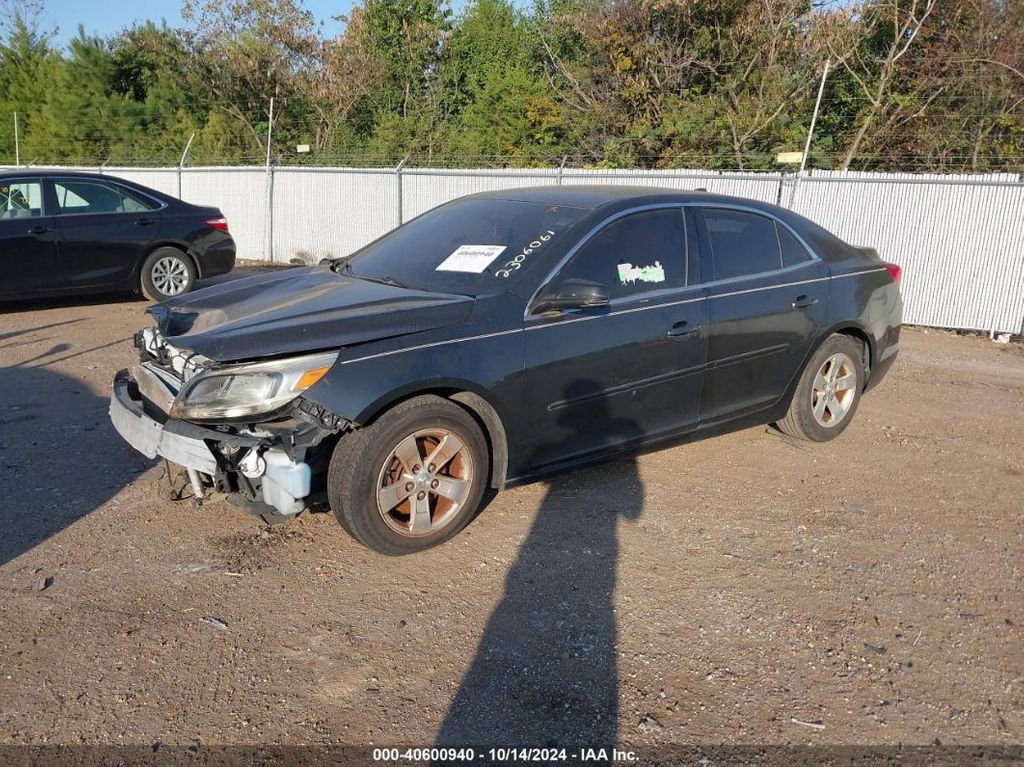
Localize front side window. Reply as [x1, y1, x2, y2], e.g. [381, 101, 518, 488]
[701, 208, 782, 281]
[0, 180, 43, 218]
[53, 180, 155, 215]
[556, 208, 687, 301]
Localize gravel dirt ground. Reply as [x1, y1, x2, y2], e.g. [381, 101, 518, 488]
[0, 268, 1022, 753]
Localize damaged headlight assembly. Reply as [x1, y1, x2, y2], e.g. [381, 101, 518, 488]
[169, 351, 339, 421]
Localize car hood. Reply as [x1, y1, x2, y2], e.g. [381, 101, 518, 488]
[148, 266, 474, 362]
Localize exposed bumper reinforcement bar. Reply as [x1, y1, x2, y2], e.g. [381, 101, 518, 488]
[110, 369, 219, 475]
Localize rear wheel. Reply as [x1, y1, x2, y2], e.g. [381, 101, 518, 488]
[775, 334, 864, 442]
[141, 247, 196, 302]
[327, 395, 489, 555]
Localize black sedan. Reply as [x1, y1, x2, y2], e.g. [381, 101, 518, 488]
[109, 186, 902, 554]
[0, 170, 235, 303]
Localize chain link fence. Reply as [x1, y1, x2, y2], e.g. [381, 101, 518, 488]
[9, 162, 1024, 335]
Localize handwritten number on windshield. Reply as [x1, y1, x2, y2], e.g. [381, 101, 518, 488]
[494, 231, 555, 278]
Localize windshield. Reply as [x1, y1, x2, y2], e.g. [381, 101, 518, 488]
[344, 197, 588, 295]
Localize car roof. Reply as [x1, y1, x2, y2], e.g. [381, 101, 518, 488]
[0, 169, 122, 181]
[468, 183, 778, 211]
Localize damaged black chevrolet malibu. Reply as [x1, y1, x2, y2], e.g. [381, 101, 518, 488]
[109, 186, 902, 554]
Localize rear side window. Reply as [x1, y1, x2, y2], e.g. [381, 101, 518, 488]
[701, 208, 781, 280]
[53, 180, 157, 215]
[777, 223, 813, 267]
[558, 208, 687, 300]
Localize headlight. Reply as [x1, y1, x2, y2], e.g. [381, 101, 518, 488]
[170, 351, 338, 421]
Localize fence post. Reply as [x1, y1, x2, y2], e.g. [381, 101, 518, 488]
[395, 155, 409, 227]
[557, 154, 568, 186]
[776, 170, 787, 206]
[178, 132, 195, 200]
[265, 98, 275, 261]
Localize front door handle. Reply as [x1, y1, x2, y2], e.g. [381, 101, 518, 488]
[134, 217, 155, 226]
[667, 320, 701, 337]
[27, 224, 53, 235]
[792, 294, 819, 310]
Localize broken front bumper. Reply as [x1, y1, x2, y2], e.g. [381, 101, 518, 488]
[109, 369, 313, 516]
[110, 370, 220, 475]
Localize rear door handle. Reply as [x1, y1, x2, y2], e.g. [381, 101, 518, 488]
[792, 295, 819, 310]
[134, 217, 155, 226]
[27, 224, 53, 235]
[667, 320, 701, 337]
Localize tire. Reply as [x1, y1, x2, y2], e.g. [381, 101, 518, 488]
[775, 334, 864, 442]
[327, 395, 489, 555]
[141, 247, 196, 302]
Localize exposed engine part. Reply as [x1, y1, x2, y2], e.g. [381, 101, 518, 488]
[260, 450, 312, 516]
[238, 448, 267, 479]
[136, 327, 211, 381]
[186, 468, 206, 504]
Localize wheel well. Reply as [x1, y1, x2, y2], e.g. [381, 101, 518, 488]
[835, 326, 872, 383]
[361, 389, 509, 491]
[143, 243, 201, 282]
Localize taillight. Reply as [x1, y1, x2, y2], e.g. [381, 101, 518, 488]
[884, 262, 902, 285]
[206, 217, 229, 232]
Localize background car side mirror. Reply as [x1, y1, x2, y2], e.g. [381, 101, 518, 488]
[533, 279, 610, 314]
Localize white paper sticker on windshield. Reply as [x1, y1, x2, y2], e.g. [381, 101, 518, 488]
[436, 245, 507, 273]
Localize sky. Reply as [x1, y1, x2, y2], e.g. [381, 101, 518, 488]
[41, 0, 357, 45]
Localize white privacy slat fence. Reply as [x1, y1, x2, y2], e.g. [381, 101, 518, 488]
[15, 164, 1024, 334]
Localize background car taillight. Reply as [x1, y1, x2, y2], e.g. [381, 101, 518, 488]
[884, 262, 902, 285]
[206, 217, 229, 232]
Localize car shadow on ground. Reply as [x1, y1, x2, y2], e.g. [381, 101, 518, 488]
[0, 354, 152, 569]
[437, 381, 644, 747]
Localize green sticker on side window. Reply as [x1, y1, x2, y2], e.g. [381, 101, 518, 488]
[617, 261, 666, 286]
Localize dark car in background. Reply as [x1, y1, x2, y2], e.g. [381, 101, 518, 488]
[109, 186, 902, 555]
[0, 170, 235, 303]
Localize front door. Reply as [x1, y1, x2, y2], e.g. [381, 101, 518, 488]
[0, 178, 60, 297]
[524, 207, 708, 469]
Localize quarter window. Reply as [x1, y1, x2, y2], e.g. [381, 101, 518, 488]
[557, 209, 687, 300]
[53, 180, 157, 215]
[0, 180, 43, 218]
[701, 208, 781, 280]
[777, 223, 813, 267]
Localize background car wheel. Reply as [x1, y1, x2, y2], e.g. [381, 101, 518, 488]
[775, 333, 864, 442]
[141, 247, 196, 301]
[327, 395, 490, 555]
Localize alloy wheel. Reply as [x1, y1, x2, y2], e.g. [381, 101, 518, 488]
[376, 428, 474, 537]
[151, 256, 190, 296]
[811, 352, 857, 428]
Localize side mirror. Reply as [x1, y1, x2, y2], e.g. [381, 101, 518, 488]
[533, 279, 610, 314]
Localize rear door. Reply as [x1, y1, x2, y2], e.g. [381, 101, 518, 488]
[49, 177, 162, 290]
[696, 206, 828, 422]
[524, 206, 708, 468]
[0, 178, 60, 296]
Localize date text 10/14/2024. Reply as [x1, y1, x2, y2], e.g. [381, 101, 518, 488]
[372, 747, 639, 762]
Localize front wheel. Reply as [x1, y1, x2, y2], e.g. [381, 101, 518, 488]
[141, 247, 196, 302]
[327, 395, 490, 555]
[775, 334, 864, 442]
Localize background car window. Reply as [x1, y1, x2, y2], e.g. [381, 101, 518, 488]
[702, 208, 782, 280]
[777, 222, 813, 267]
[0, 181, 42, 218]
[54, 180, 136, 215]
[558, 209, 686, 300]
